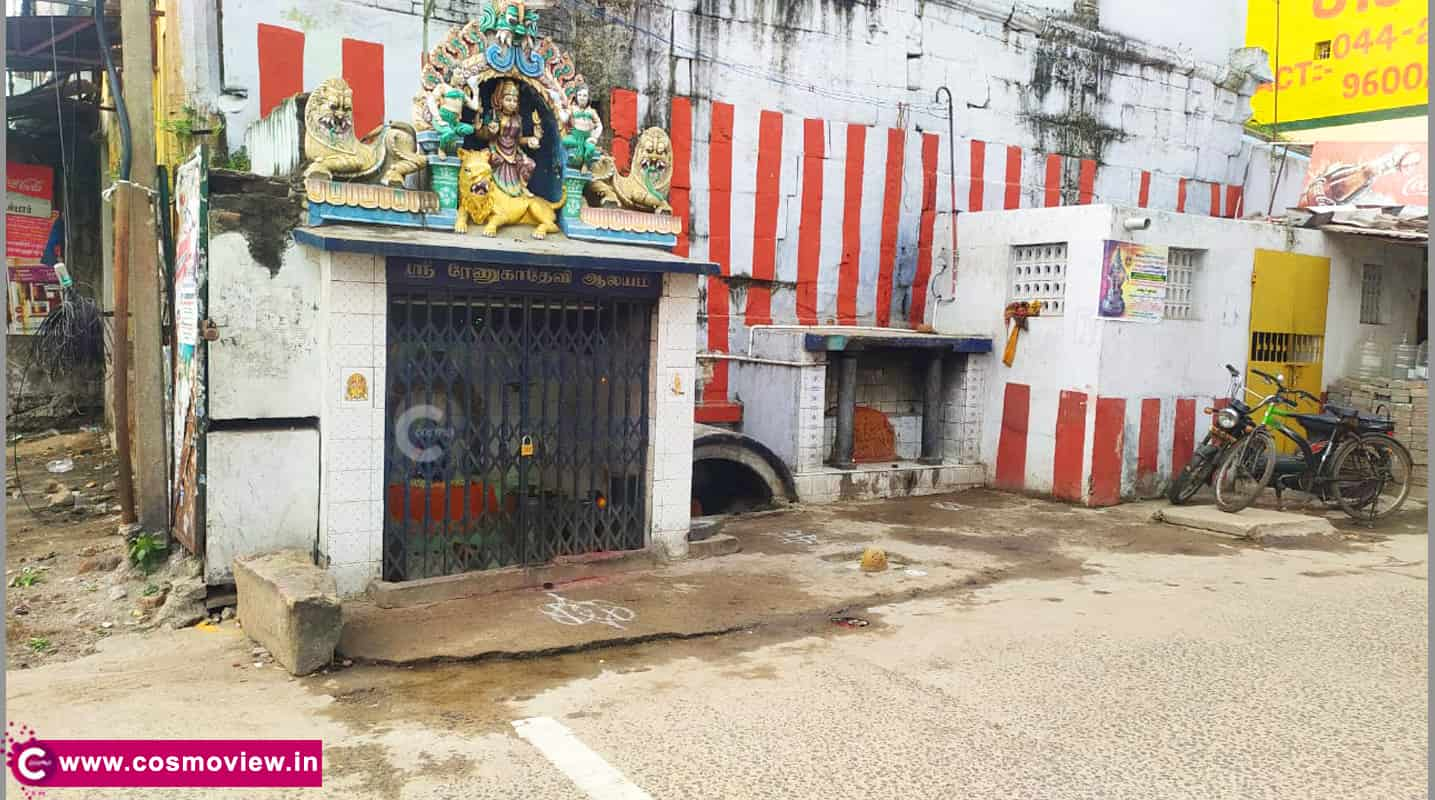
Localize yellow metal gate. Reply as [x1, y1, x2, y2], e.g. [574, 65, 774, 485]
[1248, 250, 1331, 451]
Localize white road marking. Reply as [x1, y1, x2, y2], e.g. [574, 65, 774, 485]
[511, 716, 654, 800]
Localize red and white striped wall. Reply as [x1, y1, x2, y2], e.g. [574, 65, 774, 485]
[993, 382, 1228, 505]
[245, 19, 1254, 425]
[256, 23, 387, 136]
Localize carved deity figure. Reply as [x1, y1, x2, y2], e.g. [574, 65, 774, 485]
[478, 79, 542, 197]
[303, 76, 426, 186]
[432, 86, 476, 155]
[481, 1, 540, 50]
[560, 84, 603, 171]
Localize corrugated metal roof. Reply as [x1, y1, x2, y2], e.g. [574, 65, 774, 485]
[1319, 224, 1429, 244]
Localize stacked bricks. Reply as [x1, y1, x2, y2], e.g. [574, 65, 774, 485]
[1327, 376, 1428, 489]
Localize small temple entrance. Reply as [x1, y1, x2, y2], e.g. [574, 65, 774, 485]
[380, 258, 657, 581]
[218, 1, 712, 596]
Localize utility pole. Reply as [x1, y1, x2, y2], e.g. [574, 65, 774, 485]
[119, 0, 169, 534]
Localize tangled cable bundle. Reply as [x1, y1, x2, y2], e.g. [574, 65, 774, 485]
[28, 281, 106, 384]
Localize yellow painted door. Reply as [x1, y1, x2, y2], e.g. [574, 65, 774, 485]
[1248, 250, 1330, 452]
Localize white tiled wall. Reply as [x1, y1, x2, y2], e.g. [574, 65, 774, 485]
[317, 250, 387, 597]
[795, 365, 826, 472]
[645, 272, 699, 560]
[945, 354, 986, 465]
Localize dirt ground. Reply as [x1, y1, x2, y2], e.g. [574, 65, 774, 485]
[3, 426, 183, 670]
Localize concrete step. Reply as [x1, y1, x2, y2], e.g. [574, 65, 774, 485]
[1156, 504, 1337, 541]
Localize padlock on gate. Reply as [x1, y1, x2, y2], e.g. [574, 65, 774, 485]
[520, 435, 535, 457]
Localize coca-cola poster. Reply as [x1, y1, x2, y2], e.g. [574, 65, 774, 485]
[6, 162, 59, 334]
[6, 162, 53, 218]
[1298, 142, 1428, 208]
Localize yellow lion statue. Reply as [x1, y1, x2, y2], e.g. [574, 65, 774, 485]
[303, 77, 426, 187]
[454, 149, 564, 239]
[589, 127, 674, 214]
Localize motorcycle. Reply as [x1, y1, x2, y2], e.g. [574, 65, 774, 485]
[1167, 365, 1264, 505]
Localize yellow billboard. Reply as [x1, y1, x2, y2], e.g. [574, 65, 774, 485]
[1246, 0, 1428, 131]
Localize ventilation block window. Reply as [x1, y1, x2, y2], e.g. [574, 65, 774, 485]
[1165, 248, 1202, 320]
[1009, 243, 1068, 316]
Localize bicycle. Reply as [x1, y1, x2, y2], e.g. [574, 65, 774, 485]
[1211, 369, 1414, 520]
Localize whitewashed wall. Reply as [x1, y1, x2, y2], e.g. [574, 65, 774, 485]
[935, 204, 1426, 500]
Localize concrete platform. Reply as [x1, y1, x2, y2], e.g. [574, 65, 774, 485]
[340, 487, 1325, 665]
[794, 462, 985, 504]
[367, 549, 657, 609]
[1156, 505, 1337, 541]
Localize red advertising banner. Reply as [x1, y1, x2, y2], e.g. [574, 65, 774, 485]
[7, 162, 59, 333]
[1298, 141, 1428, 207]
[7, 162, 53, 218]
[6, 213, 52, 260]
[7, 162, 53, 199]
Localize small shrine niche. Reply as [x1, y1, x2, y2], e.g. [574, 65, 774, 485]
[300, 0, 678, 247]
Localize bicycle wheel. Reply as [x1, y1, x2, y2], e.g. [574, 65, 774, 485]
[1331, 434, 1413, 521]
[1213, 429, 1276, 513]
[1168, 440, 1220, 504]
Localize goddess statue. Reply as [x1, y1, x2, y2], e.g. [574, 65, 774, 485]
[477, 79, 542, 197]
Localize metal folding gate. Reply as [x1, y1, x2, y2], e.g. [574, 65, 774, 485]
[382, 283, 653, 582]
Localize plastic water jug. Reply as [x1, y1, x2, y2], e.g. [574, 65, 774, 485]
[1354, 335, 1386, 382]
[1391, 334, 1417, 380]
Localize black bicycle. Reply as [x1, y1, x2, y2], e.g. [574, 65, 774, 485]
[1211, 369, 1414, 520]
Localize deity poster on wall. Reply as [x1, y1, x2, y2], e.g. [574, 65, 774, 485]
[1096, 241, 1169, 323]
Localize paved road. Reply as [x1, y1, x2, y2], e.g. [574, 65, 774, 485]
[6, 524, 1427, 799]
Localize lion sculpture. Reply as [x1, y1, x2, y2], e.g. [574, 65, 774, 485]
[455, 149, 564, 238]
[589, 127, 674, 214]
[303, 77, 426, 187]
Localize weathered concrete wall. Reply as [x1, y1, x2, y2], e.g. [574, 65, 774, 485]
[183, 1, 1278, 347]
[937, 204, 1426, 505]
[204, 226, 322, 421]
[206, 428, 321, 584]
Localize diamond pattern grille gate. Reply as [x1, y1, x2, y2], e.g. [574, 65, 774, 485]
[382, 289, 652, 582]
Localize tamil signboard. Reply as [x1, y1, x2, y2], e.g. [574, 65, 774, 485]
[1297, 140, 1428, 206]
[6, 162, 59, 334]
[1096, 241, 1169, 323]
[1246, 0, 1428, 131]
[386, 259, 664, 299]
